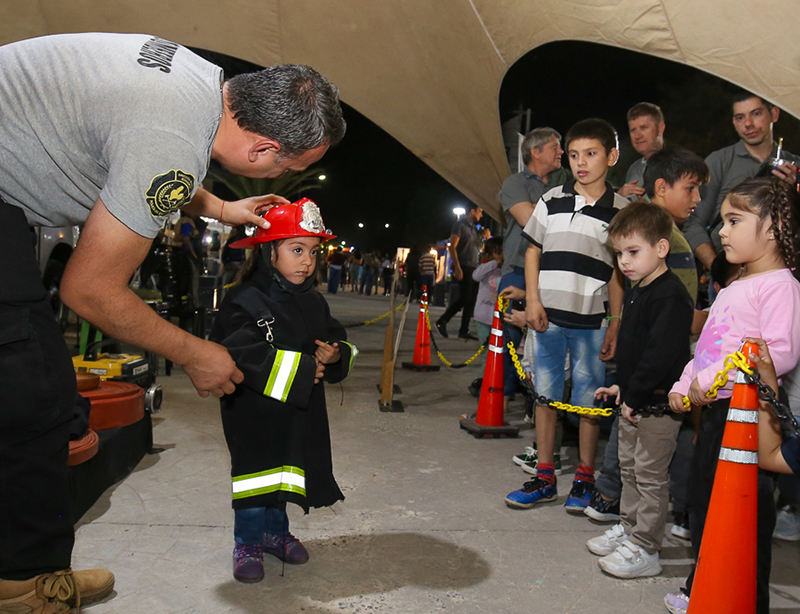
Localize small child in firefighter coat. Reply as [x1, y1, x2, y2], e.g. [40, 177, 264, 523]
[209, 198, 357, 583]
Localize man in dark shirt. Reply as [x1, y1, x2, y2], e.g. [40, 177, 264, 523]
[436, 204, 483, 340]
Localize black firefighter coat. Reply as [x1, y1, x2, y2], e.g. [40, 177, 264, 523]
[209, 264, 357, 513]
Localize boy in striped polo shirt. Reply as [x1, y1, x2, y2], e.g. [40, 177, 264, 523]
[505, 118, 627, 512]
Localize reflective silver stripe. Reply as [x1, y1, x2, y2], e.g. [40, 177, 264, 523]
[727, 408, 758, 424]
[232, 466, 306, 499]
[735, 370, 748, 384]
[493, 310, 500, 318]
[719, 447, 758, 465]
[489, 344, 503, 354]
[492, 328, 503, 337]
[263, 349, 301, 402]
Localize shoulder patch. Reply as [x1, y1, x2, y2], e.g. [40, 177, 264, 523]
[146, 170, 195, 217]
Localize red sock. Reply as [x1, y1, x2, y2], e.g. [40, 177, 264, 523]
[537, 462, 555, 483]
[576, 463, 595, 483]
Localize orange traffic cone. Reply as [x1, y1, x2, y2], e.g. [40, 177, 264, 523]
[402, 285, 440, 372]
[687, 341, 759, 614]
[459, 297, 518, 438]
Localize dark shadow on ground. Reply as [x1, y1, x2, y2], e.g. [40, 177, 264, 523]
[216, 532, 491, 612]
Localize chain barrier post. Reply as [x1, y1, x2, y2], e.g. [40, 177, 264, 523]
[459, 297, 519, 439]
[402, 285, 440, 372]
[687, 341, 759, 614]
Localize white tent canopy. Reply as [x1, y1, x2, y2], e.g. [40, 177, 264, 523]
[2, 0, 794, 219]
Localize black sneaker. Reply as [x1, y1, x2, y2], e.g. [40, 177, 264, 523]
[671, 513, 691, 540]
[458, 332, 479, 341]
[468, 378, 482, 398]
[583, 488, 620, 522]
[435, 320, 448, 338]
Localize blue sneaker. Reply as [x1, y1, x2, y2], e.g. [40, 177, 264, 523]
[564, 478, 594, 514]
[504, 477, 557, 509]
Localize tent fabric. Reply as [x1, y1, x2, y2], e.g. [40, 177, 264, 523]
[1, 1, 794, 220]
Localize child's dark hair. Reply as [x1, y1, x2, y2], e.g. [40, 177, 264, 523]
[235, 240, 285, 285]
[484, 237, 503, 256]
[607, 200, 672, 246]
[565, 118, 619, 155]
[727, 177, 800, 271]
[710, 252, 741, 289]
[643, 145, 710, 198]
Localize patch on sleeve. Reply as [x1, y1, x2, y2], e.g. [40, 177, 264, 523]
[145, 170, 195, 217]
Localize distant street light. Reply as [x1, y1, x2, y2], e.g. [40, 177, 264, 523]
[318, 174, 327, 181]
[358, 223, 364, 228]
[385, 223, 390, 228]
[453, 206, 466, 217]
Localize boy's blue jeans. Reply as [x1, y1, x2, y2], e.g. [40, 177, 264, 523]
[234, 503, 289, 545]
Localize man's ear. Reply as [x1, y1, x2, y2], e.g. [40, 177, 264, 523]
[657, 122, 666, 137]
[608, 148, 619, 167]
[771, 106, 781, 124]
[249, 138, 281, 162]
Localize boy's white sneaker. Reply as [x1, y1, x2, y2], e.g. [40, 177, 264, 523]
[598, 540, 662, 578]
[586, 523, 628, 556]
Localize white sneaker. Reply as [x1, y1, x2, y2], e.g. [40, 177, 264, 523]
[586, 523, 628, 556]
[774, 505, 800, 541]
[598, 540, 662, 578]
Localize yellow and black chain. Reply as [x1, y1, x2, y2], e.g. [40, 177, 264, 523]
[421, 303, 485, 369]
[345, 301, 407, 328]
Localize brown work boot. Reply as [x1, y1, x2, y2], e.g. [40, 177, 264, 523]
[0, 569, 76, 613]
[0, 567, 114, 613]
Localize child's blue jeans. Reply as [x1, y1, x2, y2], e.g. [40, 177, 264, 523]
[234, 503, 289, 545]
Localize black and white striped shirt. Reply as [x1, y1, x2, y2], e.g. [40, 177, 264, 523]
[522, 180, 628, 329]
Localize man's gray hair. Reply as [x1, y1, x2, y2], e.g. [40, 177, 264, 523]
[521, 128, 562, 166]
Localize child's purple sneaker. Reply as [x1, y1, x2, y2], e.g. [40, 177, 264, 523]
[233, 543, 264, 583]
[262, 533, 310, 565]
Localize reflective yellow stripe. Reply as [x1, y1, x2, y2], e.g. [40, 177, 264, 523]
[263, 349, 301, 402]
[340, 341, 359, 374]
[232, 465, 306, 499]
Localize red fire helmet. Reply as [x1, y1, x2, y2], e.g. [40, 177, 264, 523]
[228, 197, 336, 249]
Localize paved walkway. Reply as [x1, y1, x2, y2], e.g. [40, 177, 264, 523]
[72, 291, 800, 613]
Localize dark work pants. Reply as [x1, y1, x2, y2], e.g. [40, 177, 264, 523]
[0, 200, 76, 580]
[439, 267, 477, 336]
[685, 398, 777, 614]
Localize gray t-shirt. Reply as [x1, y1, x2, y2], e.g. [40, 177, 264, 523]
[451, 217, 481, 269]
[683, 140, 800, 253]
[0, 33, 223, 238]
[624, 156, 647, 201]
[499, 166, 569, 274]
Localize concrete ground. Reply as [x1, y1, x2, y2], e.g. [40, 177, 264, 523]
[71, 291, 800, 613]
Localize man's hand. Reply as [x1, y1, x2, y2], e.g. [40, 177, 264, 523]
[600, 321, 619, 361]
[621, 402, 639, 425]
[315, 340, 341, 365]
[221, 194, 290, 228]
[452, 264, 463, 281]
[617, 180, 645, 198]
[182, 341, 244, 398]
[525, 300, 548, 332]
[499, 285, 525, 301]
[772, 161, 798, 186]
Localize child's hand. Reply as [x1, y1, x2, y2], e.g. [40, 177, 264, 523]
[621, 402, 638, 425]
[504, 309, 527, 329]
[688, 377, 713, 406]
[742, 337, 779, 395]
[314, 361, 325, 384]
[669, 392, 692, 414]
[315, 340, 341, 365]
[594, 384, 620, 405]
[499, 285, 525, 301]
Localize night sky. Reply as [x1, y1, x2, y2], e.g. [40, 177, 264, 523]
[196, 41, 800, 252]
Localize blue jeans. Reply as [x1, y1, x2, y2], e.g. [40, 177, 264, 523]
[499, 267, 525, 398]
[234, 504, 289, 545]
[327, 265, 342, 294]
[532, 323, 606, 407]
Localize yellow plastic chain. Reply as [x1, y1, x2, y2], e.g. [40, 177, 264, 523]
[499, 296, 753, 414]
[422, 303, 485, 368]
